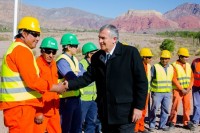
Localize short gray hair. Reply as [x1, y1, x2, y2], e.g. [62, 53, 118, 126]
[99, 24, 119, 41]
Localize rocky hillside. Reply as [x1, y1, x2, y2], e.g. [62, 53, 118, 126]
[0, 0, 112, 30]
[164, 3, 200, 29]
[0, 1, 199, 32]
[111, 10, 179, 33]
[111, 3, 200, 33]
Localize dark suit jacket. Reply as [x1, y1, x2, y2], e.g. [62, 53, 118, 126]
[69, 42, 148, 124]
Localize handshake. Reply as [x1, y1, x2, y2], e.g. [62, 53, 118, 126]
[50, 80, 69, 94]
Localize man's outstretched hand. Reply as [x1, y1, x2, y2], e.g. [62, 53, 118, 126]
[50, 80, 68, 94]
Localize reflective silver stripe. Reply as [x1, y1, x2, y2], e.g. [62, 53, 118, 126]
[87, 82, 95, 87]
[179, 82, 190, 85]
[83, 91, 96, 95]
[152, 81, 172, 84]
[177, 77, 190, 80]
[151, 84, 172, 89]
[1, 87, 33, 93]
[1, 76, 23, 82]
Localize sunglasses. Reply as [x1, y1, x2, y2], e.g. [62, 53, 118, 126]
[25, 30, 40, 37]
[43, 49, 57, 55]
[160, 58, 170, 60]
[90, 52, 96, 55]
[70, 45, 78, 48]
[145, 56, 152, 59]
[180, 55, 189, 58]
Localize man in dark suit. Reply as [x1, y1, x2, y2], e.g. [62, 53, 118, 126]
[67, 24, 148, 133]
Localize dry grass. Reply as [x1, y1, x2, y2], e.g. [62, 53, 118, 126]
[0, 31, 199, 71]
[0, 31, 200, 132]
[1, 31, 199, 66]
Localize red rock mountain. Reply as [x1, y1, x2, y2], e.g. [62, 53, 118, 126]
[111, 10, 178, 33]
[0, 1, 199, 32]
[163, 3, 200, 29]
[0, 0, 111, 30]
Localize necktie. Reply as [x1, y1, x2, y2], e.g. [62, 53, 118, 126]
[105, 54, 111, 63]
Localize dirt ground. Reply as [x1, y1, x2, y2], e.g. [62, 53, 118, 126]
[1, 106, 200, 133]
[0, 32, 200, 132]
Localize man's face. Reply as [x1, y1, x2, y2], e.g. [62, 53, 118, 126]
[179, 55, 189, 64]
[160, 58, 170, 67]
[143, 56, 152, 64]
[98, 29, 117, 53]
[41, 49, 57, 63]
[22, 30, 40, 49]
[67, 45, 78, 56]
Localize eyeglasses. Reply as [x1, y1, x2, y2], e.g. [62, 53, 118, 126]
[43, 49, 57, 55]
[70, 45, 78, 48]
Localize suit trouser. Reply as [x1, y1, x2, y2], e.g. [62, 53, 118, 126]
[134, 93, 149, 132]
[33, 112, 61, 133]
[102, 123, 135, 133]
[169, 89, 192, 126]
[192, 86, 200, 124]
[3, 105, 36, 133]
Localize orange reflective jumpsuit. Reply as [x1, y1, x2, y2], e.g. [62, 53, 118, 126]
[33, 55, 61, 133]
[135, 62, 150, 132]
[169, 60, 194, 126]
[0, 39, 50, 133]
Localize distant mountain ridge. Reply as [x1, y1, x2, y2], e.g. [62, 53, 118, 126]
[0, 0, 112, 30]
[164, 3, 200, 19]
[163, 3, 200, 29]
[0, 0, 199, 33]
[111, 10, 179, 33]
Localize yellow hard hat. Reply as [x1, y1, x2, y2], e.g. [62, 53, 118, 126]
[160, 50, 171, 58]
[177, 47, 190, 57]
[17, 16, 41, 32]
[140, 48, 153, 57]
[122, 42, 128, 45]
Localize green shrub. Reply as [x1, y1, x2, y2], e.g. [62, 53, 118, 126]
[160, 39, 175, 52]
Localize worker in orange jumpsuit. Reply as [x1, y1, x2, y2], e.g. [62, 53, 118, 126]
[191, 57, 200, 126]
[134, 48, 153, 133]
[0, 17, 66, 133]
[33, 37, 61, 133]
[168, 48, 195, 131]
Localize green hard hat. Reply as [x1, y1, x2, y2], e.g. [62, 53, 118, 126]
[60, 33, 80, 46]
[82, 42, 98, 55]
[40, 37, 58, 50]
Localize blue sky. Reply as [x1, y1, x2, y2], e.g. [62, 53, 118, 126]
[22, 0, 200, 18]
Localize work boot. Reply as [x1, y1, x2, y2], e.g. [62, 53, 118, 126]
[193, 123, 199, 128]
[168, 122, 175, 130]
[148, 128, 155, 132]
[183, 121, 195, 131]
[193, 121, 199, 128]
[160, 127, 170, 131]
